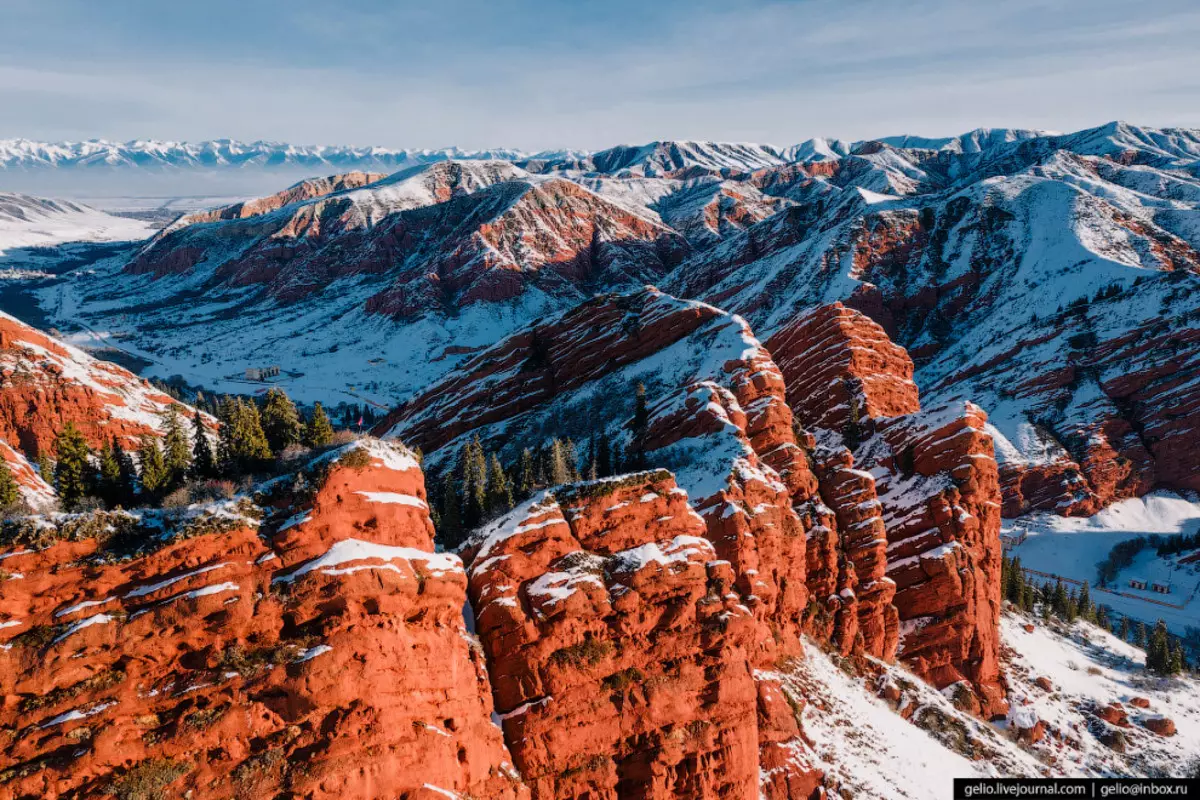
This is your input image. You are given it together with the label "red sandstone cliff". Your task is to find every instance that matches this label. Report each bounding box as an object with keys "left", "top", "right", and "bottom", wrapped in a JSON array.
[
  {"left": 0, "top": 312, "right": 209, "bottom": 466},
  {"left": 462, "top": 472, "right": 810, "bottom": 799},
  {"left": 0, "top": 439, "right": 525, "bottom": 799},
  {"left": 767, "top": 303, "right": 1005, "bottom": 718}
]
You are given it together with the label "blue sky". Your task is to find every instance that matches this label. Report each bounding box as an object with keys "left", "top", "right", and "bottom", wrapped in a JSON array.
[{"left": 3, "top": 0, "right": 1200, "bottom": 149}]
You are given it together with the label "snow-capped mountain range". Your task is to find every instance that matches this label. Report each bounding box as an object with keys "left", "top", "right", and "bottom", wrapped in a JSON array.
[{"left": 3, "top": 120, "right": 1200, "bottom": 524}]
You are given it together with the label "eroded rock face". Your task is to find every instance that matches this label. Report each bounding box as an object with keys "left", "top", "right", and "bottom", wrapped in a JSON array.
[
  {"left": 0, "top": 312, "right": 201, "bottom": 462},
  {"left": 768, "top": 302, "right": 920, "bottom": 433},
  {"left": 0, "top": 439, "right": 54, "bottom": 509},
  {"left": 768, "top": 304, "right": 1004, "bottom": 717},
  {"left": 129, "top": 163, "right": 686, "bottom": 315},
  {"left": 180, "top": 171, "right": 388, "bottom": 224},
  {"left": 0, "top": 440, "right": 525, "bottom": 800},
  {"left": 378, "top": 288, "right": 825, "bottom": 667},
  {"left": 462, "top": 472, "right": 821, "bottom": 800}
]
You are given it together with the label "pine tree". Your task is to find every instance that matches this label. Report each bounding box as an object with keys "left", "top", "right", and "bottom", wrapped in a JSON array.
[
  {"left": 138, "top": 435, "right": 169, "bottom": 498},
  {"left": 303, "top": 402, "right": 334, "bottom": 448},
  {"left": 1134, "top": 621, "right": 1148, "bottom": 649},
  {"left": 1118, "top": 616, "right": 1131, "bottom": 642},
  {"left": 1065, "top": 589, "right": 1079, "bottom": 623},
  {"left": 564, "top": 439, "right": 581, "bottom": 482},
  {"left": 1169, "top": 642, "right": 1185, "bottom": 675},
  {"left": 1020, "top": 584, "right": 1034, "bottom": 613},
  {"left": 114, "top": 440, "right": 137, "bottom": 506},
  {"left": 161, "top": 405, "right": 191, "bottom": 485},
  {"left": 548, "top": 438, "right": 571, "bottom": 486},
  {"left": 486, "top": 455, "right": 514, "bottom": 515},
  {"left": 439, "top": 472, "right": 462, "bottom": 546},
  {"left": 629, "top": 383, "right": 649, "bottom": 469},
  {"left": 53, "top": 422, "right": 94, "bottom": 509},
  {"left": 597, "top": 431, "right": 612, "bottom": 478},
  {"left": 1052, "top": 580, "right": 1069, "bottom": 619},
  {"left": 1078, "top": 582, "right": 1093, "bottom": 622},
  {"left": 585, "top": 437, "right": 598, "bottom": 481},
  {"left": 0, "top": 459, "right": 20, "bottom": 510},
  {"left": 1096, "top": 604, "right": 1110, "bottom": 630},
  {"left": 191, "top": 411, "right": 217, "bottom": 479},
  {"left": 97, "top": 439, "right": 122, "bottom": 508},
  {"left": 1147, "top": 620, "right": 1171, "bottom": 674},
  {"left": 218, "top": 398, "right": 272, "bottom": 476},
  {"left": 518, "top": 448, "right": 535, "bottom": 497},
  {"left": 35, "top": 453, "right": 54, "bottom": 483},
  {"left": 461, "top": 435, "right": 487, "bottom": 529},
  {"left": 612, "top": 441, "right": 624, "bottom": 474},
  {"left": 261, "top": 389, "right": 302, "bottom": 455}
]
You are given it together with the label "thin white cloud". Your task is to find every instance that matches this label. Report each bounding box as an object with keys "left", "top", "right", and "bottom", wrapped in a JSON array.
[{"left": 0, "top": 0, "right": 1198, "bottom": 148}]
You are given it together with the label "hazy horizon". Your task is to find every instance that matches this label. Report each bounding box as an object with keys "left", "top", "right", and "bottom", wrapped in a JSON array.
[{"left": 4, "top": 0, "right": 1200, "bottom": 151}]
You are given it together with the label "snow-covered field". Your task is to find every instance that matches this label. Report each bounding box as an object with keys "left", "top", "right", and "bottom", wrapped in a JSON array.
[
  {"left": 0, "top": 193, "right": 152, "bottom": 256},
  {"left": 772, "top": 612, "right": 1200, "bottom": 799},
  {"left": 1003, "top": 492, "right": 1200, "bottom": 635},
  {"left": 1001, "top": 615, "right": 1200, "bottom": 777}
]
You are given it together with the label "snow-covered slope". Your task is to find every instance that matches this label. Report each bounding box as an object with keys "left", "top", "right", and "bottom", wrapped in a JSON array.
[
  {"left": 0, "top": 193, "right": 152, "bottom": 255},
  {"left": 664, "top": 128, "right": 1200, "bottom": 517},
  {"left": 35, "top": 161, "right": 684, "bottom": 404},
  {"left": 12, "top": 122, "right": 1200, "bottom": 519},
  {"left": 767, "top": 610, "right": 1199, "bottom": 799}
]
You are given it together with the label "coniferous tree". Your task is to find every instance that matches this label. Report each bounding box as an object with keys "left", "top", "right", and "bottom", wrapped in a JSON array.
[
  {"left": 54, "top": 422, "right": 94, "bottom": 509},
  {"left": 533, "top": 443, "right": 548, "bottom": 486},
  {"left": 1134, "top": 621, "right": 1148, "bottom": 649},
  {"left": 161, "top": 405, "right": 192, "bottom": 485},
  {"left": 1020, "top": 583, "right": 1035, "bottom": 613},
  {"left": 486, "top": 454, "right": 514, "bottom": 516},
  {"left": 218, "top": 398, "right": 272, "bottom": 476},
  {"left": 114, "top": 440, "right": 137, "bottom": 506},
  {"left": 612, "top": 441, "right": 624, "bottom": 475},
  {"left": 1169, "top": 642, "right": 1185, "bottom": 675},
  {"left": 564, "top": 439, "right": 581, "bottom": 482},
  {"left": 548, "top": 438, "right": 571, "bottom": 486},
  {"left": 303, "top": 402, "right": 335, "bottom": 448},
  {"left": 1096, "top": 604, "right": 1110, "bottom": 630},
  {"left": 597, "top": 432, "right": 612, "bottom": 478},
  {"left": 261, "top": 389, "right": 302, "bottom": 455},
  {"left": 137, "top": 435, "right": 169, "bottom": 498},
  {"left": 35, "top": 453, "right": 54, "bottom": 483},
  {"left": 97, "top": 439, "right": 122, "bottom": 508},
  {"left": 1052, "top": 580, "right": 1069, "bottom": 619},
  {"left": 0, "top": 459, "right": 20, "bottom": 510},
  {"left": 1078, "top": 582, "right": 1093, "bottom": 622},
  {"left": 585, "top": 437, "right": 598, "bottom": 481},
  {"left": 1118, "top": 616, "right": 1131, "bottom": 642},
  {"left": 518, "top": 448, "right": 535, "bottom": 497},
  {"left": 629, "top": 383, "right": 649, "bottom": 469},
  {"left": 461, "top": 435, "right": 488, "bottom": 529},
  {"left": 1147, "top": 620, "right": 1171, "bottom": 674},
  {"left": 191, "top": 411, "right": 217, "bottom": 479},
  {"left": 439, "top": 472, "right": 462, "bottom": 545}
]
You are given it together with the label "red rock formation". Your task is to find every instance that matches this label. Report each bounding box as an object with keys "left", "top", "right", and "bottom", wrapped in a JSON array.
[
  {"left": 462, "top": 472, "right": 822, "bottom": 800},
  {"left": 1142, "top": 717, "right": 1176, "bottom": 737},
  {"left": 870, "top": 402, "right": 1005, "bottom": 718},
  {"left": 181, "top": 172, "right": 387, "bottom": 224},
  {"left": 767, "top": 302, "right": 920, "bottom": 433},
  {"left": 0, "top": 439, "right": 54, "bottom": 509},
  {"left": 378, "top": 288, "right": 822, "bottom": 666},
  {"left": 808, "top": 443, "right": 897, "bottom": 660},
  {"left": 768, "top": 304, "right": 1004, "bottom": 717},
  {"left": 0, "top": 439, "right": 526, "bottom": 800},
  {"left": 0, "top": 312, "right": 208, "bottom": 461},
  {"left": 129, "top": 163, "right": 686, "bottom": 315}
]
